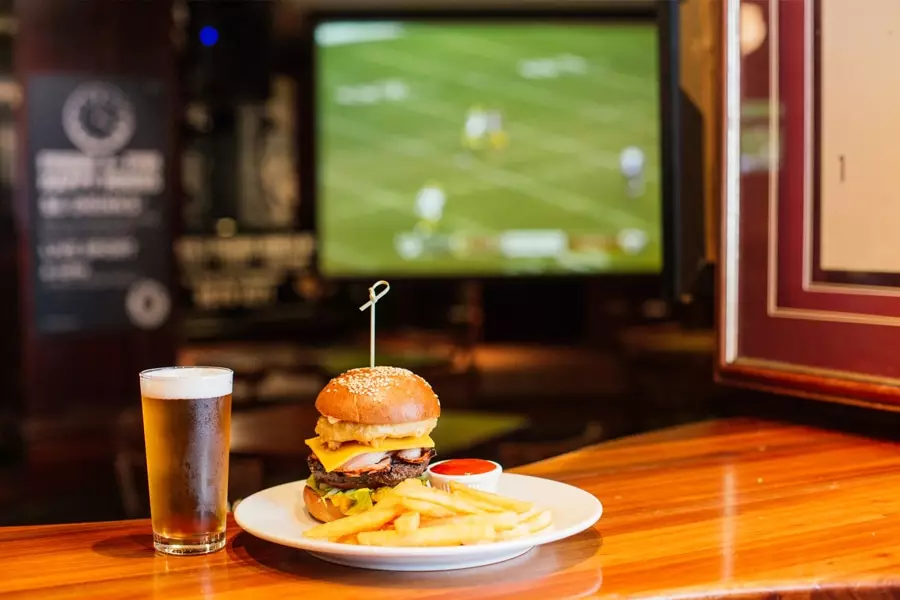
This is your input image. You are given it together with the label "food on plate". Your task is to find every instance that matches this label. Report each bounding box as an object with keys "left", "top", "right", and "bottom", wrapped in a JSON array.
[
  {"left": 401, "top": 498, "right": 457, "bottom": 518},
  {"left": 356, "top": 523, "right": 496, "bottom": 547},
  {"left": 449, "top": 480, "right": 533, "bottom": 514},
  {"left": 393, "top": 511, "right": 420, "bottom": 535},
  {"left": 302, "top": 503, "right": 403, "bottom": 541},
  {"left": 303, "top": 366, "right": 441, "bottom": 522},
  {"left": 300, "top": 366, "right": 555, "bottom": 546},
  {"left": 303, "top": 477, "right": 554, "bottom": 546}
]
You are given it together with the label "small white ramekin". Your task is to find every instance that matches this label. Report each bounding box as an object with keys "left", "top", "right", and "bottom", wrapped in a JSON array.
[{"left": 426, "top": 459, "right": 503, "bottom": 493}]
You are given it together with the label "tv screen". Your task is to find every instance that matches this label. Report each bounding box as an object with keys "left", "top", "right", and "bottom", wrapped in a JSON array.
[{"left": 312, "top": 18, "right": 663, "bottom": 278}]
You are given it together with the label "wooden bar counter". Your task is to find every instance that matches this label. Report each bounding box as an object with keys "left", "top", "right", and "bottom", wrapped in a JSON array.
[{"left": 3, "top": 417, "right": 900, "bottom": 598}]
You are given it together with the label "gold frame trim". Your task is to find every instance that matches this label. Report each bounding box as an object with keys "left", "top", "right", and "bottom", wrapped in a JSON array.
[
  {"left": 720, "top": 0, "right": 900, "bottom": 391},
  {"left": 722, "top": 359, "right": 900, "bottom": 412},
  {"left": 721, "top": 0, "right": 742, "bottom": 363},
  {"left": 802, "top": 0, "right": 900, "bottom": 297},
  {"left": 733, "top": 356, "right": 900, "bottom": 391},
  {"left": 765, "top": 0, "right": 780, "bottom": 315},
  {"left": 760, "top": 0, "right": 900, "bottom": 324},
  {"left": 721, "top": 0, "right": 900, "bottom": 383}
]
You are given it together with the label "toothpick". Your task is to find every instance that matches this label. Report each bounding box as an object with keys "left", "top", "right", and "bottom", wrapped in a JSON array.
[{"left": 359, "top": 280, "right": 391, "bottom": 368}]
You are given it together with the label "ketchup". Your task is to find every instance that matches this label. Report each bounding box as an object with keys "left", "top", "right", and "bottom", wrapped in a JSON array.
[{"left": 430, "top": 459, "right": 497, "bottom": 476}]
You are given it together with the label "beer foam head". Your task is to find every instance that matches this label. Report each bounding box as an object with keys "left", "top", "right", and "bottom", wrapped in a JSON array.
[{"left": 140, "top": 367, "right": 233, "bottom": 400}]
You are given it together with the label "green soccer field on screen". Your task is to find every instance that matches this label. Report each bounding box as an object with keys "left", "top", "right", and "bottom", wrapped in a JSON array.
[{"left": 315, "top": 21, "right": 662, "bottom": 278}]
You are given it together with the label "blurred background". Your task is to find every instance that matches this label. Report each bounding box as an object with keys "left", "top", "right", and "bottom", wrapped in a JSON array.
[{"left": 0, "top": 0, "right": 736, "bottom": 526}]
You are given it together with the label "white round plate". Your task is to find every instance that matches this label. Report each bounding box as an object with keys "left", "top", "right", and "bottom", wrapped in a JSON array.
[{"left": 234, "top": 473, "right": 602, "bottom": 572}]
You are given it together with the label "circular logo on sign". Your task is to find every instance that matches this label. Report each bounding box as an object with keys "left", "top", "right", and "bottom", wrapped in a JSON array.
[
  {"left": 125, "top": 279, "right": 171, "bottom": 330},
  {"left": 62, "top": 82, "right": 136, "bottom": 157}
]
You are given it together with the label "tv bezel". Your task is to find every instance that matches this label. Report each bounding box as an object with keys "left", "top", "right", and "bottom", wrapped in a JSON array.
[{"left": 298, "top": 2, "right": 679, "bottom": 289}]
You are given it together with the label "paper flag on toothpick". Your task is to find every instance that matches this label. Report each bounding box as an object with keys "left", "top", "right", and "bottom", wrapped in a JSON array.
[{"left": 359, "top": 280, "right": 390, "bottom": 368}]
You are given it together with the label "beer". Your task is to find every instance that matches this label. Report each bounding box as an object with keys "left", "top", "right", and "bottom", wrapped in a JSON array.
[{"left": 139, "top": 367, "right": 233, "bottom": 555}]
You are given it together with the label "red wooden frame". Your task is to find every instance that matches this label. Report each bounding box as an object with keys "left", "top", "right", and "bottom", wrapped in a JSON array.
[{"left": 717, "top": 0, "right": 900, "bottom": 408}]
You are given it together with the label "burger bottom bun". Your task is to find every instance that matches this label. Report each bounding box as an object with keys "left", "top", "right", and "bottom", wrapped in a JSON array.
[{"left": 303, "top": 485, "right": 346, "bottom": 523}]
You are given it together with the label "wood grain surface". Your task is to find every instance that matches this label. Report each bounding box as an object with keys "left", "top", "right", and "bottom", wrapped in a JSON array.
[{"left": 3, "top": 417, "right": 900, "bottom": 599}]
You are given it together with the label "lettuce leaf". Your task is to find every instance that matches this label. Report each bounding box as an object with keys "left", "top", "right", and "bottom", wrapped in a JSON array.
[
  {"left": 371, "top": 486, "right": 393, "bottom": 504},
  {"left": 305, "top": 476, "right": 377, "bottom": 516},
  {"left": 305, "top": 475, "right": 332, "bottom": 496},
  {"left": 305, "top": 475, "right": 430, "bottom": 517},
  {"left": 330, "top": 488, "right": 375, "bottom": 515}
]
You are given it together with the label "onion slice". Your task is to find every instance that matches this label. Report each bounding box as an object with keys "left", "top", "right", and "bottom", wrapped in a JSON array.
[
  {"left": 393, "top": 448, "right": 433, "bottom": 464},
  {"left": 395, "top": 448, "right": 423, "bottom": 461},
  {"left": 339, "top": 451, "right": 389, "bottom": 472}
]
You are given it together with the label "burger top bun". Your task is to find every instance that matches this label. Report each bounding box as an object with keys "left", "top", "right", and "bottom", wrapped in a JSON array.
[
  {"left": 303, "top": 485, "right": 346, "bottom": 522},
  {"left": 314, "top": 366, "right": 441, "bottom": 425}
]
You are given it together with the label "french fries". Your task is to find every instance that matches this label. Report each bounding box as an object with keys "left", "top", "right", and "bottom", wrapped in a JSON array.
[
  {"left": 448, "top": 481, "right": 535, "bottom": 514},
  {"left": 303, "top": 477, "right": 554, "bottom": 547},
  {"left": 401, "top": 498, "right": 457, "bottom": 518},
  {"left": 304, "top": 505, "right": 402, "bottom": 540},
  {"left": 359, "top": 523, "right": 496, "bottom": 547},
  {"left": 394, "top": 511, "right": 420, "bottom": 535},
  {"left": 419, "top": 511, "right": 519, "bottom": 531},
  {"left": 523, "top": 509, "right": 553, "bottom": 533},
  {"left": 396, "top": 484, "right": 485, "bottom": 515}
]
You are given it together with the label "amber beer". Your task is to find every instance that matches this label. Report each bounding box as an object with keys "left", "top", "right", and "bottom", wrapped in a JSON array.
[{"left": 139, "top": 367, "right": 233, "bottom": 555}]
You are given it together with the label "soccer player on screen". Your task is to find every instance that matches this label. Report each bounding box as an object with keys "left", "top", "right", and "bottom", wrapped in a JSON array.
[
  {"left": 414, "top": 180, "right": 446, "bottom": 236},
  {"left": 486, "top": 109, "right": 508, "bottom": 151},
  {"left": 462, "top": 105, "right": 489, "bottom": 151},
  {"left": 619, "top": 146, "right": 646, "bottom": 199}
]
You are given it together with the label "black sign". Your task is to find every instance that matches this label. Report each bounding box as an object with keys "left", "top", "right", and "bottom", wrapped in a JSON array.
[{"left": 27, "top": 75, "right": 171, "bottom": 335}]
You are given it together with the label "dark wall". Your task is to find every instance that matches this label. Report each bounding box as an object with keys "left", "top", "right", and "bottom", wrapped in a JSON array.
[{"left": 14, "top": 0, "right": 178, "bottom": 415}]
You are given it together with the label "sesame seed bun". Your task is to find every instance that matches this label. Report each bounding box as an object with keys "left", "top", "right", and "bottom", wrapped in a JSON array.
[{"left": 314, "top": 366, "right": 441, "bottom": 425}]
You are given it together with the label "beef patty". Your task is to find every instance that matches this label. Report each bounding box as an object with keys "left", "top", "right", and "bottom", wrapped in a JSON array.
[{"left": 308, "top": 449, "right": 436, "bottom": 489}]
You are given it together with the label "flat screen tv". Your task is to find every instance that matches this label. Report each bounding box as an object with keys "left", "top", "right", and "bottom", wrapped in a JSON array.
[{"left": 302, "top": 6, "right": 676, "bottom": 280}]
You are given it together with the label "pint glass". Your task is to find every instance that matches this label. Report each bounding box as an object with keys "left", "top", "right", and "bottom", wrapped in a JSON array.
[{"left": 139, "top": 366, "right": 233, "bottom": 555}]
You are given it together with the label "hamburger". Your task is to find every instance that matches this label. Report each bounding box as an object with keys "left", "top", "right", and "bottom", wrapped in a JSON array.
[{"left": 304, "top": 365, "right": 440, "bottom": 522}]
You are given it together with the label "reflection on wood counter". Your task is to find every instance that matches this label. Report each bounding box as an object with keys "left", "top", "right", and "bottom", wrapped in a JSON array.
[{"left": 3, "top": 417, "right": 900, "bottom": 598}]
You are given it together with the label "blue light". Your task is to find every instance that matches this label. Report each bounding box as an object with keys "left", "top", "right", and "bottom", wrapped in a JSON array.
[{"left": 199, "top": 26, "right": 219, "bottom": 47}]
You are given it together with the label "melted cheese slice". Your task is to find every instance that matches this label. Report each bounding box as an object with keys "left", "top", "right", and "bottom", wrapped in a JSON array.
[{"left": 305, "top": 435, "right": 435, "bottom": 473}]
